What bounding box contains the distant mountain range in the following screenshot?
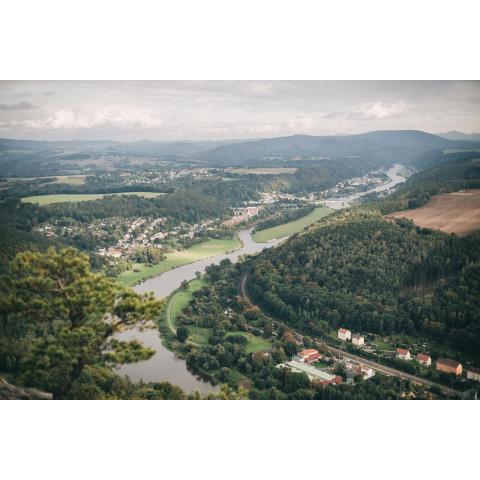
[1,130,480,175]
[195,130,466,164]
[437,131,480,142]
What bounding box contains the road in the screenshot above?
[240,273,461,398]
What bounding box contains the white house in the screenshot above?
[396,348,411,360]
[467,367,480,382]
[416,353,432,366]
[359,365,374,379]
[338,328,352,341]
[352,334,365,346]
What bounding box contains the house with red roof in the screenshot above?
[416,353,431,366]
[294,348,321,363]
[396,348,411,360]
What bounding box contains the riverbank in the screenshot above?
[118,237,242,287]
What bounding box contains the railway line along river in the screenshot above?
[116,164,406,393]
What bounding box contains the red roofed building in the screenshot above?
[416,353,432,366]
[396,348,411,360]
[294,348,321,363]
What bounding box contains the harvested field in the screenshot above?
[389,189,480,236]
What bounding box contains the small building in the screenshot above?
[436,358,462,376]
[294,348,321,363]
[338,328,351,341]
[246,206,259,217]
[358,365,374,379]
[283,360,342,385]
[352,334,365,346]
[466,367,480,382]
[396,348,411,360]
[416,353,431,366]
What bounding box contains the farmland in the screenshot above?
[390,189,480,236]
[21,191,164,205]
[118,237,242,286]
[252,206,333,242]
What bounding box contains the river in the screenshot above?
[116,229,284,394]
[116,164,406,393]
[323,164,405,209]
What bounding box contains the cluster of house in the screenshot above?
[338,327,480,383]
[282,348,342,385]
[222,206,260,227]
[338,328,365,346]
[395,348,480,381]
[96,216,219,259]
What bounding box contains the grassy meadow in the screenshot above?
[253,206,333,242]
[21,191,163,205]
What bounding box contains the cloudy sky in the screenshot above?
[0,81,479,141]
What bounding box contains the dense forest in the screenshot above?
[247,157,480,360]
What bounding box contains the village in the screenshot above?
[272,325,480,395]
[336,327,480,384]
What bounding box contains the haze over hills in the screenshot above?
[195,130,470,165]
[2,130,480,176]
[437,131,480,142]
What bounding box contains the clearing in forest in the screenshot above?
[389,189,480,236]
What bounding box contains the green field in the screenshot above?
[118,237,242,287]
[164,278,207,334]
[21,191,163,205]
[226,331,272,354]
[252,206,333,242]
[52,175,87,185]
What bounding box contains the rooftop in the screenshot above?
[298,348,319,357]
[417,353,431,361]
[437,358,461,368]
[285,360,336,382]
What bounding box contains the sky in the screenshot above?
[0,81,479,141]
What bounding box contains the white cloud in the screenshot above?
[19,108,164,130]
[325,101,409,121]
[356,101,409,119]
[287,116,316,132]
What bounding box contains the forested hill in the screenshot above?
[196,130,479,165]
[247,159,480,359]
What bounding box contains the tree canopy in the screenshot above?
[0,247,163,398]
